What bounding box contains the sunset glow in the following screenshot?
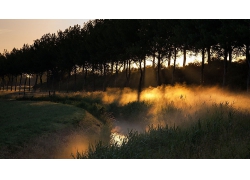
[0,19,90,53]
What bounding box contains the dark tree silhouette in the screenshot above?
[2,19,250,95]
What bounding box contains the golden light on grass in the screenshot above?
[99,84,250,136]
[49,86,250,159]
[3,84,250,158]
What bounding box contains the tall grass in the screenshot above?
[2,85,250,158]
[76,101,250,159]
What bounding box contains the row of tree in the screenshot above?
[0,19,250,95]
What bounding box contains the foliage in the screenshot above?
[108,101,152,124]
[1,20,250,93]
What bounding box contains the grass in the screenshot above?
[76,101,250,159]
[0,99,104,158]
[14,93,113,125]
[2,85,250,159]
[108,101,152,125]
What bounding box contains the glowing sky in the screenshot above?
[0,19,91,53]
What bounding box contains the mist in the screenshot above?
[13,84,250,158]
[99,85,250,139]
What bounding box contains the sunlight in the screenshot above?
[145,51,203,68]
[110,132,127,146]
[143,92,156,100]
[121,52,205,71]
[25,74,32,78]
[175,54,201,67]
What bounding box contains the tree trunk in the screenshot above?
[74,66,77,92]
[28,75,31,92]
[223,48,228,87]
[84,67,88,91]
[19,74,22,94]
[168,51,171,67]
[201,48,205,84]
[137,59,144,102]
[143,57,146,87]
[207,46,211,65]
[152,53,156,68]
[123,60,126,72]
[172,47,177,85]
[10,75,13,91]
[47,71,49,92]
[111,61,114,74]
[157,53,161,86]
[34,74,38,92]
[125,60,131,87]
[24,76,27,95]
[92,64,95,91]
[52,72,54,94]
[114,61,119,87]
[58,76,61,92]
[81,63,85,91]
[14,75,18,91]
[183,46,186,67]
[103,63,107,92]
[100,64,103,75]
[246,44,250,92]
[229,47,232,64]
[67,70,70,93]
[6,76,9,91]
[1,76,5,91]
[39,73,43,92]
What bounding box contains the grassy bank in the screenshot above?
[0,99,103,158]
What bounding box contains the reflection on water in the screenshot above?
[56,129,127,158]
[54,134,90,159]
[53,125,127,158]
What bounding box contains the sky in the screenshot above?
[0,19,91,53]
[0,19,197,66]
[1,0,248,54]
[1,0,249,53]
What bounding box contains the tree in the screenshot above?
[191,20,220,84]
[215,20,241,87]
[236,20,250,91]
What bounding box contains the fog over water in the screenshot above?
[58,85,250,158]
[14,85,250,158]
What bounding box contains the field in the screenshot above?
[1,84,250,158]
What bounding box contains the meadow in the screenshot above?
[1,84,250,158]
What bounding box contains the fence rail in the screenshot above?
[0,89,58,98]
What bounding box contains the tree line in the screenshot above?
[0,19,250,96]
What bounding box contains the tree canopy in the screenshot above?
[0,19,250,92]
